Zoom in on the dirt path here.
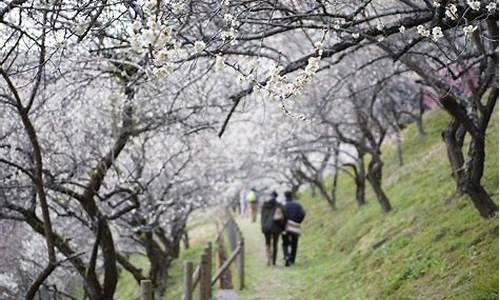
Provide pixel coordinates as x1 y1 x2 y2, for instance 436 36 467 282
236 216 299 300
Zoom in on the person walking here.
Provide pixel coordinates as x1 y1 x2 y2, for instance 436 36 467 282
246 188 259 222
260 191 285 266
282 191 306 266
239 189 247 217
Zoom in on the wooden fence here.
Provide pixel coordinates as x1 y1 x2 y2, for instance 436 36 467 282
138 209 244 300
181 208 245 300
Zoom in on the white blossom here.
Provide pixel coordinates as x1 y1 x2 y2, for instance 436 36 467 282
132 20 142 32
156 26 173 49
154 49 170 65
224 13 235 24
352 32 360 38
432 26 443 41
417 25 430 37
333 20 341 30
215 55 225 72
467 0 481 10
155 63 174 79
237 74 246 85
147 0 157 10
486 2 497 12
463 25 478 37
142 29 157 45
222 28 238 40
194 40 206 53
130 34 142 53
0 273 18 293
173 2 183 14
446 4 458 20
73 23 87 35
399 25 406 33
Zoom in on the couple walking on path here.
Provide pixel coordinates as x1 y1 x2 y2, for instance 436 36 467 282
260 191 306 267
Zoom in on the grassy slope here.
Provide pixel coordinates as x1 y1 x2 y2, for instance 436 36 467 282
282 107 499 300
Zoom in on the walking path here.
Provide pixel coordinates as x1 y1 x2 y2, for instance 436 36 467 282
234 217 299 300
215 289 239 300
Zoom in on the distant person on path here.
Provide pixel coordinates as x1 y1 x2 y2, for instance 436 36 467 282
231 190 240 214
239 189 247 217
246 188 259 222
260 191 285 266
282 191 306 266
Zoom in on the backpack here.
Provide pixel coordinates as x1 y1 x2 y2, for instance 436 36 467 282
246 191 257 202
273 206 284 222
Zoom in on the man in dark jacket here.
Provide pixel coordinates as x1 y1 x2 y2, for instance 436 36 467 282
282 191 305 266
260 191 285 266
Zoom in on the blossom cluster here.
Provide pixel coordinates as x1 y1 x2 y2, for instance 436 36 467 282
221 13 240 43
246 41 324 101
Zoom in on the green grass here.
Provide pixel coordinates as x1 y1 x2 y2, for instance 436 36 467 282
280 107 498 299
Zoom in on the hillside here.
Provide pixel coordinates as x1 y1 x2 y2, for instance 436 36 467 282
258 108 499 299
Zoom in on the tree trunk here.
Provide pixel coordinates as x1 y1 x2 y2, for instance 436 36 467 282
143 232 170 298
417 91 425 136
442 120 467 193
331 169 339 209
367 157 392 213
354 157 366 207
441 116 497 218
354 150 366 207
464 136 498 218
416 118 425 137
99 219 119 300
395 129 404 167
316 180 335 209
331 143 340 208
182 230 190 250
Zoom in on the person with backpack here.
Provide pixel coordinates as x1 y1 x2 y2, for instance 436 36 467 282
246 188 259 223
282 190 306 266
260 191 285 266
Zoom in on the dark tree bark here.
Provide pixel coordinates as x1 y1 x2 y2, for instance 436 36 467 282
331 169 339 209
342 152 366 207
464 129 498 218
442 120 467 192
416 91 426 137
395 129 404 167
366 157 392 213
354 153 367 207
330 143 341 208
143 232 170 297
316 180 335 209
182 230 190 250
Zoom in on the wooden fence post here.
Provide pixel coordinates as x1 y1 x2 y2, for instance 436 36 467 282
206 243 212 298
228 218 238 251
217 233 233 289
184 261 193 300
238 238 245 290
199 253 209 300
141 280 153 300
